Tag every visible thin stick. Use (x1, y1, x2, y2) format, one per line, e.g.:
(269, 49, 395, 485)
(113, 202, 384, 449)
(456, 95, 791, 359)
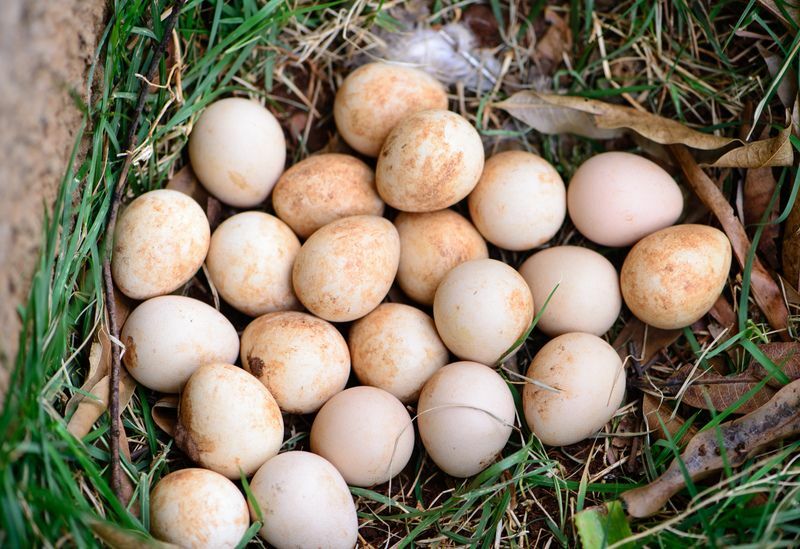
(103, 0, 186, 500)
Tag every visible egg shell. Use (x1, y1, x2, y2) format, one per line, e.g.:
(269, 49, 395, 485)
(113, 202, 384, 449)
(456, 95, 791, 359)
(175, 363, 284, 479)
(518, 246, 621, 337)
(376, 110, 485, 212)
(468, 151, 566, 251)
(349, 303, 448, 403)
(241, 312, 350, 414)
(150, 468, 249, 549)
(334, 62, 448, 157)
(111, 189, 210, 300)
(417, 361, 515, 477)
(121, 296, 239, 393)
(620, 224, 732, 329)
(206, 211, 300, 317)
(292, 215, 400, 322)
(567, 152, 684, 247)
(523, 333, 626, 446)
(433, 259, 534, 365)
(272, 153, 384, 238)
(188, 97, 286, 207)
(249, 452, 358, 549)
(310, 386, 414, 487)
(395, 210, 488, 305)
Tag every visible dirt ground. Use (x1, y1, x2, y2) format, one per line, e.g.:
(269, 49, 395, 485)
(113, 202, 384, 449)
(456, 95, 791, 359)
(0, 0, 106, 396)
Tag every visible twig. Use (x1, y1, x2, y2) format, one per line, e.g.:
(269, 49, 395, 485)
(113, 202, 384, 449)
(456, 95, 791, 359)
(669, 144, 790, 340)
(103, 0, 186, 500)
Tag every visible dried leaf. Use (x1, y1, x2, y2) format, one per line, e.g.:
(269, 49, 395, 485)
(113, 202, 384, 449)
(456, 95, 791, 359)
(67, 372, 137, 438)
(152, 395, 179, 437)
(680, 370, 776, 415)
(166, 164, 208, 205)
(757, 44, 798, 109)
(612, 317, 681, 365)
(622, 378, 800, 517)
(66, 331, 112, 417)
(534, 9, 571, 75)
(642, 394, 696, 445)
(495, 92, 793, 167)
(782, 187, 800, 288)
(462, 3, 501, 48)
(750, 342, 800, 386)
(708, 295, 737, 330)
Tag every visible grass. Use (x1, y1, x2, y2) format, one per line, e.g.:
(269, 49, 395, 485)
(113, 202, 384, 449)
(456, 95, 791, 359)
(1, 0, 799, 547)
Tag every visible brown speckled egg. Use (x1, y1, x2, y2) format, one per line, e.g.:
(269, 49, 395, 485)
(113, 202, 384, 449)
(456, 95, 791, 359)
(567, 152, 683, 247)
(150, 468, 249, 549)
(175, 363, 283, 479)
(272, 153, 384, 238)
(249, 452, 358, 549)
(523, 333, 626, 446)
(188, 98, 286, 207)
(121, 296, 239, 393)
(349, 303, 448, 403)
(434, 259, 534, 365)
(241, 312, 350, 414)
(310, 386, 414, 487)
(518, 246, 621, 337)
(468, 151, 566, 251)
(292, 215, 400, 322)
(206, 211, 300, 317)
(112, 189, 210, 300)
(376, 110, 484, 212)
(621, 224, 732, 329)
(418, 361, 515, 477)
(334, 63, 448, 157)
(395, 210, 488, 305)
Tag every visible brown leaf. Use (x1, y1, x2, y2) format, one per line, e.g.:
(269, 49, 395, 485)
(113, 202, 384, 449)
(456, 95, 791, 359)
(756, 0, 800, 31)
(165, 164, 207, 204)
(67, 371, 137, 438)
(708, 295, 737, 330)
(152, 395, 178, 437)
(749, 342, 800, 387)
(534, 9, 571, 75)
(642, 394, 696, 445)
(681, 370, 776, 415)
(757, 44, 798, 109)
(782, 187, 800, 289)
(671, 145, 790, 338)
(495, 92, 794, 167)
(612, 317, 681, 366)
(743, 160, 780, 271)
(462, 3, 501, 48)
(66, 331, 113, 417)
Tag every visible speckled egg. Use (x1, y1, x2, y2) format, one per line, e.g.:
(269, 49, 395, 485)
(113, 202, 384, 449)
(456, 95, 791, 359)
(334, 62, 448, 157)
(249, 452, 358, 549)
(206, 211, 300, 317)
(376, 110, 484, 212)
(434, 259, 534, 365)
(418, 361, 515, 477)
(567, 152, 683, 247)
(176, 363, 283, 479)
(518, 246, 621, 336)
(395, 210, 488, 305)
(621, 224, 732, 329)
(349, 303, 448, 403)
(112, 189, 210, 300)
(310, 386, 414, 487)
(523, 333, 626, 446)
(150, 468, 249, 549)
(292, 215, 400, 322)
(468, 151, 566, 251)
(241, 312, 350, 414)
(188, 97, 286, 207)
(121, 296, 239, 393)
(272, 153, 384, 238)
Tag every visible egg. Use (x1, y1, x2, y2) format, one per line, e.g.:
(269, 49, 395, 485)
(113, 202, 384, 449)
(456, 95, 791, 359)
(417, 362, 515, 477)
(175, 363, 283, 479)
(334, 62, 448, 157)
(241, 312, 350, 414)
(434, 259, 534, 365)
(518, 246, 621, 336)
(567, 152, 683, 247)
(523, 333, 626, 446)
(395, 210, 488, 305)
(188, 97, 286, 207)
(468, 151, 566, 251)
(620, 224, 732, 329)
(150, 468, 249, 549)
(121, 296, 239, 393)
(272, 153, 384, 238)
(292, 215, 400, 322)
(349, 303, 448, 403)
(111, 189, 210, 300)
(310, 386, 414, 486)
(206, 211, 300, 317)
(376, 110, 484, 212)
(249, 452, 358, 549)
